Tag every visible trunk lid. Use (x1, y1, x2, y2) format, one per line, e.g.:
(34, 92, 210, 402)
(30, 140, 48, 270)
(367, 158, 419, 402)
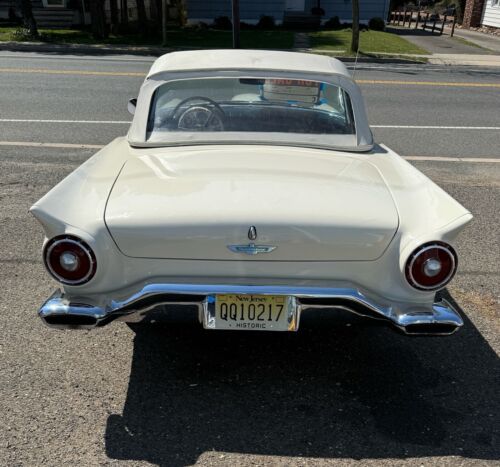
(105, 146, 398, 261)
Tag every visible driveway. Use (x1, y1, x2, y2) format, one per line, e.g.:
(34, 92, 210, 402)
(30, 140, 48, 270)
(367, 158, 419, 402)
(450, 27, 500, 54)
(387, 26, 496, 55)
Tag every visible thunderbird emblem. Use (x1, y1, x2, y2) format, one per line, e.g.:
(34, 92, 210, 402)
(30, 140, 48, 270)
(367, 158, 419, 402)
(227, 244, 277, 255)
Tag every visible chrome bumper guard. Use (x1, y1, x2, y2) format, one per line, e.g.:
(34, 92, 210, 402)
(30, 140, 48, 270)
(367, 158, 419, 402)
(38, 283, 463, 335)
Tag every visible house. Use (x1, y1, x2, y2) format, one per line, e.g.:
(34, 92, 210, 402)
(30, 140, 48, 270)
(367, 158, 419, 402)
(0, 0, 80, 27)
(186, 0, 391, 25)
(463, 0, 500, 29)
(0, 0, 148, 27)
(1, 0, 391, 29)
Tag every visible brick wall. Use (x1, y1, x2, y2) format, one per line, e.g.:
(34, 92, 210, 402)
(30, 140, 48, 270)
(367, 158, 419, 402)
(463, 0, 486, 28)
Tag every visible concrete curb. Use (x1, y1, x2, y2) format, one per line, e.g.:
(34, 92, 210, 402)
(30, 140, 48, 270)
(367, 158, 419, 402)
(0, 41, 169, 56)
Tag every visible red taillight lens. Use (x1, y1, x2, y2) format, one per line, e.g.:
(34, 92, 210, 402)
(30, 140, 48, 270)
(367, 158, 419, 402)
(405, 242, 457, 291)
(44, 235, 96, 285)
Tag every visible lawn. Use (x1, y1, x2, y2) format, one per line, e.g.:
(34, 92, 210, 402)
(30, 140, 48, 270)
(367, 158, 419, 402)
(0, 26, 426, 56)
(0, 27, 295, 49)
(309, 29, 429, 55)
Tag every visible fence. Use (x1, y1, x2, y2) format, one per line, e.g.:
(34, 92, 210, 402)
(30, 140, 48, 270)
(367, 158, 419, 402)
(389, 10, 457, 37)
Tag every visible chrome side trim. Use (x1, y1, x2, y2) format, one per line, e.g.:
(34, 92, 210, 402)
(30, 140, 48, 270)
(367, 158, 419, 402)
(38, 283, 463, 335)
(227, 244, 277, 255)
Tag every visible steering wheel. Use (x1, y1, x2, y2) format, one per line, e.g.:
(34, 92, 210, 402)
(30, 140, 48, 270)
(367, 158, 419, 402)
(172, 96, 225, 131)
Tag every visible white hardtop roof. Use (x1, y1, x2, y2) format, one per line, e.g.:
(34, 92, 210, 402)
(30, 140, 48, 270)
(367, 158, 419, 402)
(147, 49, 351, 79)
(130, 49, 373, 151)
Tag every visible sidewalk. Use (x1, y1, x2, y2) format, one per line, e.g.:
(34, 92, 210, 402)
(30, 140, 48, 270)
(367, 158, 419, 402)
(427, 53, 500, 66)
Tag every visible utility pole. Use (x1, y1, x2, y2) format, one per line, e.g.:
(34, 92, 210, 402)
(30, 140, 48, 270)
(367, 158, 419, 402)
(232, 0, 240, 49)
(162, 0, 167, 46)
(350, 0, 359, 54)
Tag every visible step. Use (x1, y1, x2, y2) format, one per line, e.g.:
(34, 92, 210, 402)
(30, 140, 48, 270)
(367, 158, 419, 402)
(33, 8, 74, 15)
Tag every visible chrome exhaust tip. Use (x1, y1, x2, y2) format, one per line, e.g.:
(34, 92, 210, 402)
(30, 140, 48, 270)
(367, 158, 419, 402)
(401, 322, 460, 336)
(43, 314, 98, 329)
(39, 291, 106, 329)
(396, 299, 463, 336)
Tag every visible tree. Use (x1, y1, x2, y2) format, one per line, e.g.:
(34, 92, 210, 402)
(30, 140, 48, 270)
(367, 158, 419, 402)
(350, 0, 359, 54)
(136, 0, 149, 36)
(109, 0, 119, 34)
(20, 0, 38, 38)
(89, 0, 108, 39)
(161, 0, 167, 46)
(173, 0, 187, 26)
(148, 0, 163, 29)
(232, 0, 240, 48)
(121, 0, 129, 27)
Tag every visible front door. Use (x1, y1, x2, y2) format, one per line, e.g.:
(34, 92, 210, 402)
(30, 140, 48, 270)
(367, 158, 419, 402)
(285, 0, 305, 11)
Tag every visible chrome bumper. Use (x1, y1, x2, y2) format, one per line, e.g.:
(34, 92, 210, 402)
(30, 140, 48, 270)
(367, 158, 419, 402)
(38, 283, 463, 335)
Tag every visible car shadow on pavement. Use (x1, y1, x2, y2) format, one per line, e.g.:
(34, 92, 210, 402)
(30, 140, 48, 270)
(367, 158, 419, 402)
(105, 291, 499, 466)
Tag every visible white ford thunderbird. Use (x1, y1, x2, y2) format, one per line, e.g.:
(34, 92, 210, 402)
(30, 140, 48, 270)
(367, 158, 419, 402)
(33, 50, 472, 335)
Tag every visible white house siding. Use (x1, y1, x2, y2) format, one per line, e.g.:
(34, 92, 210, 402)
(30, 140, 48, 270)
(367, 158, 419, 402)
(319, 0, 391, 22)
(481, 0, 500, 28)
(186, 0, 285, 23)
(186, 0, 391, 24)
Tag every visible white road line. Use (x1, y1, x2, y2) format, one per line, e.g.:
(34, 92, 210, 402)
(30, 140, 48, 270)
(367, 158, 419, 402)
(0, 119, 499, 130)
(0, 53, 155, 63)
(404, 156, 500, 163)
(348, 65, 500, 74)
(0, 119, 130, 124)
(0, 141, 104, 149)
(1, 141, 499, 162)
(372, 125, 500, 130)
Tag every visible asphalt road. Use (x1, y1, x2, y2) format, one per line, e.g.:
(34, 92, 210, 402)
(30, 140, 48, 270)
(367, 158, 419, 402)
(1, 52, 500, 157)
(0, 52, 499, 466)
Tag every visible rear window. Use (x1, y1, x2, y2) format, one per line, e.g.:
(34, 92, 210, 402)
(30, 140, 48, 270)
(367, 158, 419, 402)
(147, 77, 356, 138)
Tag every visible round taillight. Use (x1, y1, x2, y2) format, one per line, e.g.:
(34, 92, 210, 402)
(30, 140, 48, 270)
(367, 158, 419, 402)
(405, 242, 457, 291)
(44, 235, 96, 285)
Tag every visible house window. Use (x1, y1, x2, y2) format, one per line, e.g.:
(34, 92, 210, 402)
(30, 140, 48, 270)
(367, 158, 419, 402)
(492, 0, 499, 6)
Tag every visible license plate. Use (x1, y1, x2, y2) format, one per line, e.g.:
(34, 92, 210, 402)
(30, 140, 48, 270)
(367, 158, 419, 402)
(204, 294, 297, 331)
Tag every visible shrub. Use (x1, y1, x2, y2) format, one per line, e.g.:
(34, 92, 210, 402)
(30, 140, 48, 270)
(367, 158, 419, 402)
(324, 16, 341, 30)
(240, 21, 255, 30)
(368, 17, 385, 31)
(12, 27, 38, 41)
(340, 23, 368, 31)
(185, 21, 209, 30)
(311, 7, 325, 16)
(257, 15, 275, 29)
(212, 16, 232, 30)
